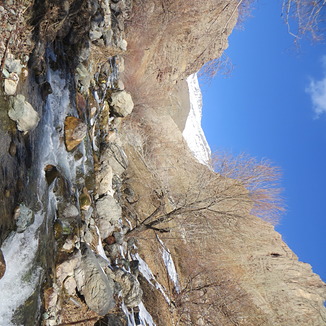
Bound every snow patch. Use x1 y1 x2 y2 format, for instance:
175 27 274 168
122 302 156 326
122 302 137 326
132 253 171 304
139 302 156 326
157 237 180 293
0 213 43 326
95 226 110 262
183 73 211 165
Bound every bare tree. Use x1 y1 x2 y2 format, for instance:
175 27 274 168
282 0 326 41
172 245 269 326
122 121 284 237
212 152 285 224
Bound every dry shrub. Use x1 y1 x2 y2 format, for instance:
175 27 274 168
174 244 268 326
199 53 234 81
213 152 285 224
125 0 250 82
0 0 34 71
122 119 282 237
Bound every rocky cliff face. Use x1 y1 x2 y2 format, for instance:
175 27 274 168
0 0 325 325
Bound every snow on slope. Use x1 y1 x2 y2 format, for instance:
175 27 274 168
183 73 211 165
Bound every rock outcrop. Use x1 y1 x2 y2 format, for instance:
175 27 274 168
74 244 115 316
96 195 122 239
125 0 238 86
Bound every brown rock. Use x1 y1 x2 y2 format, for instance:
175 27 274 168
79 187 92 211
76 92 87 117
9 141 16 156
104 235 116 245
0 249 6 279
64 116 87 151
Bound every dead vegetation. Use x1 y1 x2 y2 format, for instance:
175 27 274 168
282 0 326 41
174 244 269 326
0 0 34 74
122 120 284 239
212 152 285 224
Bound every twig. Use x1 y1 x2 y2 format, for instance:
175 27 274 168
55 316 100 326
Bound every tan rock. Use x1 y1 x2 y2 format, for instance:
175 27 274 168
8 94 40 132
96 163 113 196
110 90 134 117
95 195 122 239
64 116 87 151
4 77 18 95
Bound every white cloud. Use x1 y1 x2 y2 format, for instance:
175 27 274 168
306 55 326 118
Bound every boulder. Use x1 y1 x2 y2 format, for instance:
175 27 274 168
0 249 5 279
14 204 35 233
8 94 40 132
104 243 121 260
62 204 79 219
79 187 92 211
56 251 81 295
5 55 23 75
96 163 114 196
110 269 143 308
74 243 115 315
75 63 92 92
100 143 128 176
96 195 122 239
118 39 128 51
4 73 19 95
63 276 77 296
110 91 134 117
56 252 81 288
64 116 87 151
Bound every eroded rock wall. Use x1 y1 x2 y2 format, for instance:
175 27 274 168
120 0 326 325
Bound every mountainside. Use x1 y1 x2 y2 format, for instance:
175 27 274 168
183 73 211 165
0 0 325 325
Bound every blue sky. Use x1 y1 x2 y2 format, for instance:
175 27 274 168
200 0 326 281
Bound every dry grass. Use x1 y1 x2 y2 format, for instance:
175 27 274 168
174 243 269 326
0 0 34 73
